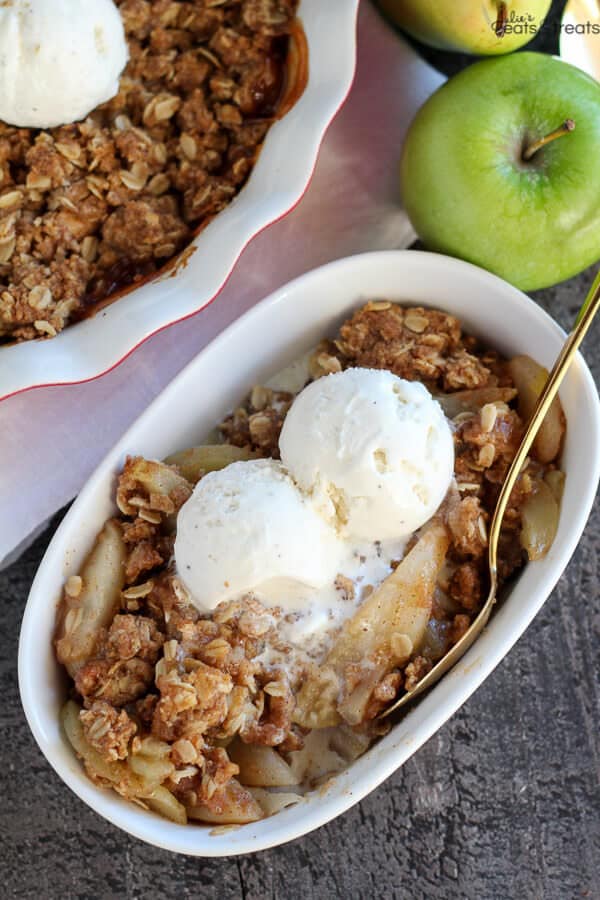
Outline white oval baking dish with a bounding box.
[19,250,600,856]
[0,0,359,401]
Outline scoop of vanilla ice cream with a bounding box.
[0,0,128,129]
[175,459,343,613]
[279,367,454,541]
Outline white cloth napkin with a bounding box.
[0,2,445,567]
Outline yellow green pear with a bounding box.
[378,0,552,55]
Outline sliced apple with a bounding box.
[186,779,263,824]
[227,739,298,788]
[294,522,450,728]
[164,444,258,484]
[435,386,516,419]
[506,355,565,463]
[55,520,125,676]
[520,479,560,561]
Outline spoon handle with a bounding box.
[488,270,600,583]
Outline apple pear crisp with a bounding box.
[55,301,565,826]
[0,0,301,342]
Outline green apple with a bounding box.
[378,0,552,55]
[400,53,600,291]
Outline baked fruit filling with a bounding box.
[0,0,300,341]
[55,301,565,825]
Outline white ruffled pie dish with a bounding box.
[19,250,600,856]
[0,0,359,401]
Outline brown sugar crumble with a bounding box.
[0,0,299,341]
[55,301,565,823]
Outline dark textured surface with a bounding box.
[2,266,599,900]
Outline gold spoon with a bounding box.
[382,269,600,717]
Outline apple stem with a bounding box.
[495,2,508,38]
[522,120,576,161]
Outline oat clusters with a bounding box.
[331,301,492,389]
[73,586,301,811]
[56,302,563,818]
[60,456,304,816]
[219,301,560,698]
[220,384,293,458]
[0,0,299,341]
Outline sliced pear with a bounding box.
[294,522,450,728]
[507,355,565,463]
[55,520,125,676]
[164,444,258,484]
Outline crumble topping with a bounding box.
[56,301,564,823]
[80,701,138,762]
[335,302,490,390]
[219,387,293,458]
[0,0,299,341]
